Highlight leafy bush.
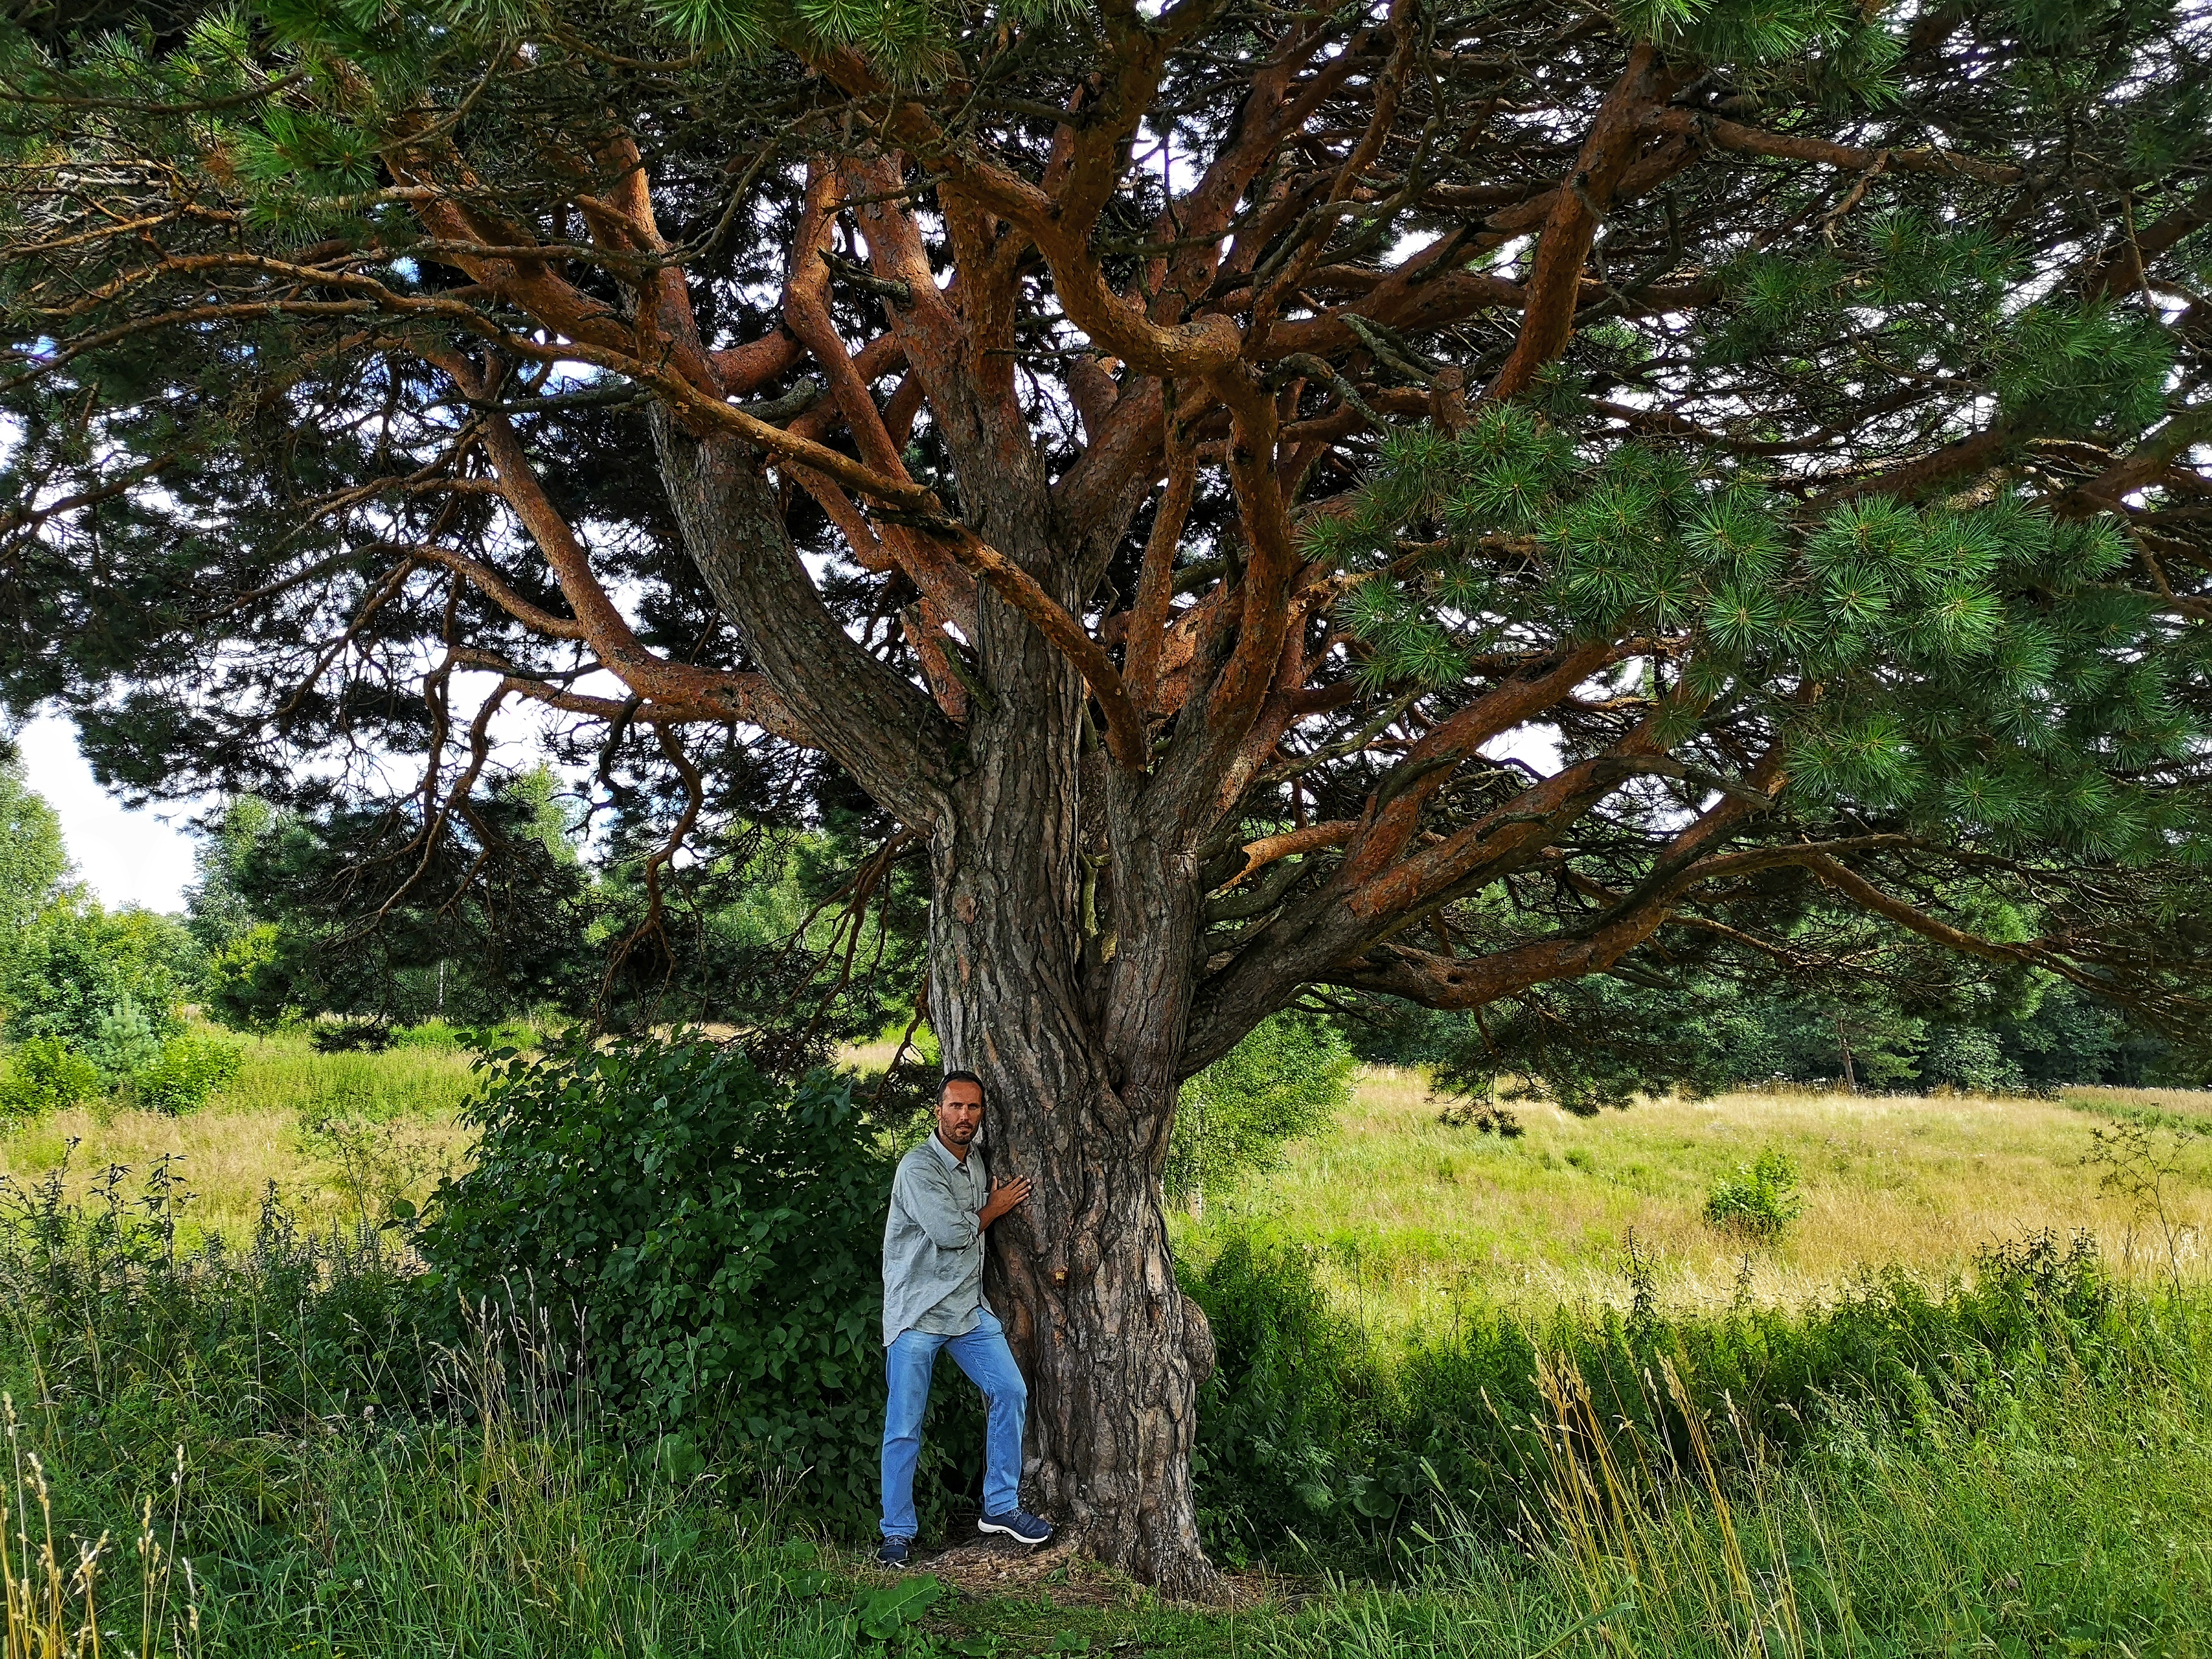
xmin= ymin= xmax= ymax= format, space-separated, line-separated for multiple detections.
xmin=0 ymin=754 xmax=67 ymax=964
xmin=131 ymin=1031 xmax=244 ymax=1113
xmin=0 ymin=1019 xmax=239 ymax=1118
xmin=1167 ymin=1011 xmax=1354 ymax=1210
xmin=1923 ymin=1024 xmax=2025 ymax=1094
xmin=1184 ymin=1230 xmax=1389 ymax=1563
xmin=199 ymin=919 xmax=292 ymax=1028
xmin=1703 ymin=1148 xmax=1806 ymax=1236
xmin=0 ymin=1036 xmax=102 ymax=1119
xmin=2 ymin=899 xmax=191 ymax=1047
xmin=415 ymin=1031 xmax=907 ymax=1526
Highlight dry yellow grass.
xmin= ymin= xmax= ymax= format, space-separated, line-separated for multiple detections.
xmin=10 ymin=1032 xmax=2207 ymax=1337
xmin=0 ymin=1031 xmax=480 ymax=1241
xmin=1173 ymin=1067 xmax=2212 ymax=1338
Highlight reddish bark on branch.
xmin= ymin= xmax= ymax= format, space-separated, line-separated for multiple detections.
xmin=1486 ymin=42 xmax=1670 ymax=401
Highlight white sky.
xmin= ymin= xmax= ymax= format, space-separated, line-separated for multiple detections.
xmin=14 ymin=683 xmax=1577 ymax=920
xmin=15 ymin=713 xmax=201 ymax=914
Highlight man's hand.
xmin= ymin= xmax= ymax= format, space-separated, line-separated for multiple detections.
xmin=979 ymin=1175 xmax=1033 ymax=1229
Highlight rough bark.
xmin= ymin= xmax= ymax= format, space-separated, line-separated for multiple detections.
xmin=932 ymin=821 xmax=1218 ymax=1597
xmin=655 ymin=412 xmax=1220 ymax=1590
xmin=922 ymin=506 xmax=1219 ymax=1596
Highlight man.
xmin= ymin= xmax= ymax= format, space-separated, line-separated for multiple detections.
xmin=877 ymin=1068 xmax=1053 ymax=1566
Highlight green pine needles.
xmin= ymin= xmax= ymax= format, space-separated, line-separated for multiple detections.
xmin=1321 ymin=392 xmax=2199 ymax=862
xmin=2 ymin=0 xmax=2208 ymax=1164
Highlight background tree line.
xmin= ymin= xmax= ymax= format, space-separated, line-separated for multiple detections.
xmin=6 ymin=729 xmax=2199 ymax=1144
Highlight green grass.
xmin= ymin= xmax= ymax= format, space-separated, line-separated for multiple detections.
xmin=1254 ymin=1294 xmax=2212 ymax=1656
xmin=2 ymin=1048 xmax=2210 ymax=1655
xmin=9 ymin=1275 xmax=2206 ymax=1657
xmin=6 ymin=1391 xmax=876 ymax=1659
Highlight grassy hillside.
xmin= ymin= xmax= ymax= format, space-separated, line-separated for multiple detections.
xmin=1173 ymin=1071 xmax=2212 ymax=1338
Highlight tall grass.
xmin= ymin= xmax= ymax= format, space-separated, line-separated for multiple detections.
xmin=0 ymin=1028 xmax=478 ymax=1244
xmin=138 ymin=1327 xmax=867 ymax=1657
xmin=1185 ymin=1218 xmax=2204 ymax=1583
xmin=2 ymin=1401 xmax=200 ymax=1659
xmin=4 ymin=1081 xmax=2209 ymax=1657
xmin=1175 ymin=1071 xmax=2212 ymax=1333
xmin=0 ymin=1357 xmax=871 ymax=1658
xmin=1255 ymin=1294 xmax=2212 ymax=1657
xmin=0 ymin=1153 xmax=888 ymax=1657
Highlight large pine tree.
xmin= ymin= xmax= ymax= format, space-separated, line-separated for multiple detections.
xmin=4 ymin=0 xmax=2209 ymax=1587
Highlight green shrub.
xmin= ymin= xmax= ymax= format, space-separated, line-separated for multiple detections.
xmin=0 ymin=1036 xmax=102 ymax=1119
xmin=415 ymin=1031 xmax=910 ymax=1527
xmin=1703 ymin=1147 xmax=1806 ymax=1236
xmin=199 ymin=919 xmax=292 ymax=1028
xmin=83 ymin=992 xmax=164 ymax=1084
xmin=3 ymin=899 xmax=189 ymax=1047
xmin=1182 ymin=1221 xmax=2133 ymax=1571
xmin=1184 ymin=1230 xmax=1395 ymax=1564
xmin=1167 ymin=1011 xmax=1355 ymax=1210
xmin=131 ymin=1031 xmax=245 ymax=1113
xmin=1923 ymin=1024 xmax=2025 ymax=1094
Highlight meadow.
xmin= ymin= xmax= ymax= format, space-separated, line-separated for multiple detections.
xmin=0 ymin=1025 xmax=480 ymax=1239
xmin=2 ymin=1037 xmax=2209 ymax=1657
xmin=10 ymin=1035 xmax=2205 ymax=1318
xmin=1176 ymin=1068 xmax=2212 ymax=1337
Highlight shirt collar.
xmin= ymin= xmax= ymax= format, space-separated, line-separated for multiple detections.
xmin=927 ymin=1131 xmax=974 ymax=1174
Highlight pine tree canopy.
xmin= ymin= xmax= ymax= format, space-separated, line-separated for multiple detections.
xmin=3 ymin=0 xmax=2210 ymax=1070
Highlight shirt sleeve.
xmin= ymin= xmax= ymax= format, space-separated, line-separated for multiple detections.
xmin=896 ymin=1152 xmax=980 ymax=1252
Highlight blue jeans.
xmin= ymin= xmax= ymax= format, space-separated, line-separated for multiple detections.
xmin=880 ymin=1305 xmax=1027 ymax=1539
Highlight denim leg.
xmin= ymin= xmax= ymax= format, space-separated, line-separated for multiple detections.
xmin=881 ymin=1329 xmax=945 ymax=1539
xmin=946 ymin=1307 xmax=1028 ymax=1519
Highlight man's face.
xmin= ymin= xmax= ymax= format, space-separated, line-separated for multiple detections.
xmin=936 ymin=1079 xmax=985 ymax=1150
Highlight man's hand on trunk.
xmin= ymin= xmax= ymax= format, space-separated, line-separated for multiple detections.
xmin=979 ymin=1176 xmax=1033 ymax=1228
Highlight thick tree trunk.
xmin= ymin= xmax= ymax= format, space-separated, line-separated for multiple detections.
xmin=920 ymin=589 xmax=1218 ymax=1596
xmin=931 ymin=815 xmax=1218 ymax=1598
xmin=658 ymin=421 xmax=1219 ymax=1594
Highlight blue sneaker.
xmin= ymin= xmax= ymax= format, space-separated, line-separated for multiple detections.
xmin=977 ymin=1509 xmax=1052 ymax=1547
xmin=875 ymin=1538 xmax=913 ymax=1567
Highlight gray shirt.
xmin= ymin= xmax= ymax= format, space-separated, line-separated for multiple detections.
xmin=881 ymin=1133 xmax=992 ymax=1347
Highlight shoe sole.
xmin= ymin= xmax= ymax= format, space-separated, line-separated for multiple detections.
xmin=976 ymin=1520 xmax=1051 ymax=1547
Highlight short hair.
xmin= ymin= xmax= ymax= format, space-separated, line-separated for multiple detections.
xmin=939 ymin=1068 xmax=985 ymax=1102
